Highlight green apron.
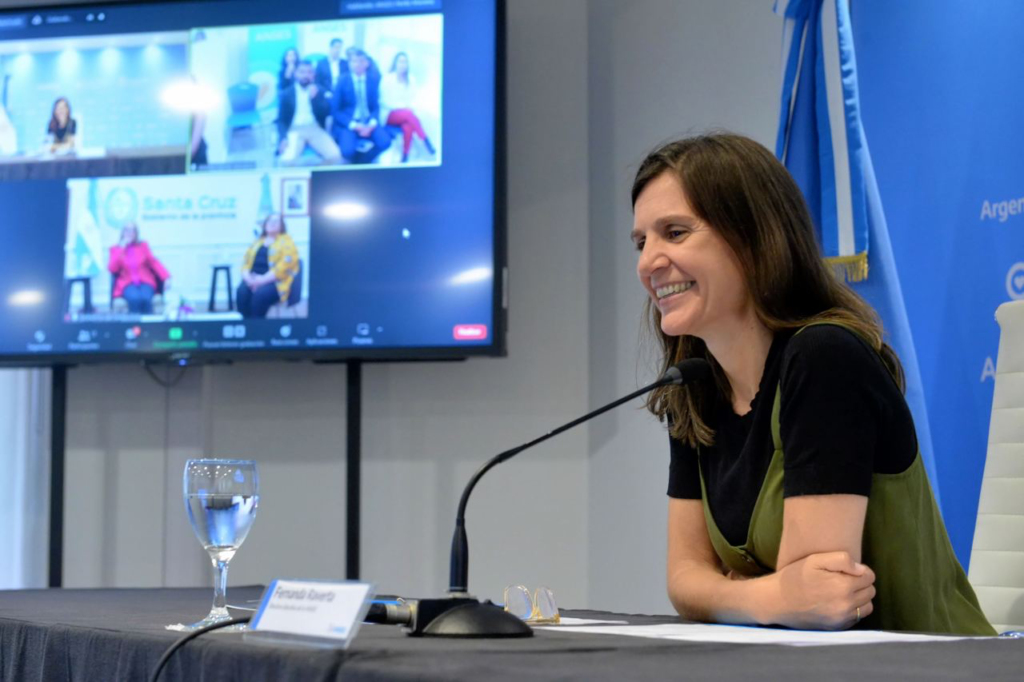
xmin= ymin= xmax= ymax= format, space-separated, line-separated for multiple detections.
xmin=696 ymin=325 xmax=995 ymax=635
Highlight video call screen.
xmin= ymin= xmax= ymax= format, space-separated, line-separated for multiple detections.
xmin=0 ymin=0 xmax=501 ymax=364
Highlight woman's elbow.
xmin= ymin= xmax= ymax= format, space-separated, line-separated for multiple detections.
xmin=667 ymin=590 xmax=694 ymax=620
xmin=666 ymin=575 xmax=708 ymax=622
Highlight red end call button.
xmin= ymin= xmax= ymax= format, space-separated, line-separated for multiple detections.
xmin=453 ymin=324 xmax=488 ymax=341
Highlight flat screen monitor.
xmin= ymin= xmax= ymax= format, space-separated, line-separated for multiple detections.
xmin=0 ymin=0 xmax=504 ymax=365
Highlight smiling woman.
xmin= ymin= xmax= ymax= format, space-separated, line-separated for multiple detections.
xmin=632 ymin=133 xmax=995 ymax=635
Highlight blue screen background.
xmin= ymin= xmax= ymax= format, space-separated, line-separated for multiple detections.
xmin=854 ymin=0 xmax=1024 ymax=565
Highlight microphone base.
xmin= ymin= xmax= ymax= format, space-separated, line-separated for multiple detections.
xmin=406 ymin=598 xmax=533 ymax=638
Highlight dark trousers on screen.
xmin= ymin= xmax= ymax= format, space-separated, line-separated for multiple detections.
xmin=236 ymin=282 xmax=280 ymax=319
xmin=122 ymin=284 xmax=155 ymax=314
xmin=335 ymin=125 xmax=391 ymax=163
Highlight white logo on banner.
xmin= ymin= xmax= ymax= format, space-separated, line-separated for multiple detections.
xmin=1007 ymin=262 xmax=1024 ymax=300
xmin=981 ymin=196 xmax=1024 ymax=223
xmin=981 ymin=357 xmax=996 ymax=383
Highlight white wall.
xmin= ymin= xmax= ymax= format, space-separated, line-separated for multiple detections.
xmin=584 ymin=0 xmax=782 ymax=614
xmin=58 ymin=0 xmax=783 ymax=615
xmin=0 ymin=369 xmax=50 ymax=589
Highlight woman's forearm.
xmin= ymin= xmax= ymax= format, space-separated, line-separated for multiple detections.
xmin=670 ymin=552 xmax=875 ymax=631
xmin=668 ymin=560 xmax=777 ymax=625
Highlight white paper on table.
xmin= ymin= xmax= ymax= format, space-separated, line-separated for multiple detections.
xmin=549 ymin=623 xmax=984 ymax=646
xmin=535 ymin=617 xmax=629 ymax=627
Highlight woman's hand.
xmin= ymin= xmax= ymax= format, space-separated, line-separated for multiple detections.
xmin=245 ymin=272 xmax=276 ymax=290
xmin=766 ymin=551 xmax=875 ymax=630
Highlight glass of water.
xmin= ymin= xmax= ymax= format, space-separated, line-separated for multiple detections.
xmin=180 ymin=458 xmax=259 ymax=631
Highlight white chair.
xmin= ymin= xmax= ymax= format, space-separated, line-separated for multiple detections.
xmin=969 ymin=299 xmax=1024 ymax=632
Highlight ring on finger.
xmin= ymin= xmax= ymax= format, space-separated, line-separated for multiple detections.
xmin=856 ymin=606 xmax=861 ymax=622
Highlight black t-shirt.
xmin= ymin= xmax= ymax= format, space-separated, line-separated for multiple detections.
xmin=49 ymin=118 xmax=77 ymax=142
xmin=667 ymin=325 xmax=917 ymax=546
xmin=251 ymin=245 xmax=270 ymax=275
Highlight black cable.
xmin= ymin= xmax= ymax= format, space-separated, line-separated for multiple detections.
xmin=149 ymin=616 xmax=251 ymax=682
xmin=143 ymin=362 xmax=188 ymax=389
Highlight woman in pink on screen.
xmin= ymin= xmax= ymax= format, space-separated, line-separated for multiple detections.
xmin=108 ymin=222 xmax=171 ymax=314
xmin=379 ymin=51 xmax=436 ymax=163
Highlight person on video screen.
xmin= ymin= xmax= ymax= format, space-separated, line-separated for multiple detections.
xmin=108 ymin=222 xmax=171 ymax=314
xmin=316 ymin=38 xmax=349 ymax=95
xmin=46 ymin=97 xmax=77 ymax=154
xmin=277 ymin=60 xmax=341 ymax=166
xmin=278 ymin=48 xmax=300 ymax=91
xmin=346 ymin=46 xmax=380 ymax=86
xmin=380 ymin=52 xmax=436 ymax=163
xmin=237 ymin=212 xmax=300 ymax=319
xmin=190 ymin=109 xmax=208 ymax=168
xmin=331 ymin=48 xmax=391 ymax=164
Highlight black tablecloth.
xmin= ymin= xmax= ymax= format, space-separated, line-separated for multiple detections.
xmin=0 ymin=153 xmax=185 ymax=181
xmin=1 ymin=587 xmax=1022 ymax=681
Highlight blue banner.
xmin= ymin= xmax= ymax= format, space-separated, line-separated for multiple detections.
xmin=852 ymin=0 xmax=1024 ymax=566
xmin=773 ymin=0 xmax=941 ymax=511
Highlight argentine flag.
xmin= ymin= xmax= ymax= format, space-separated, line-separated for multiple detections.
xmin=773 ymin=0 xmax=941 ymax=504
xmin=65 ymin=179 xmax=104 ymax=281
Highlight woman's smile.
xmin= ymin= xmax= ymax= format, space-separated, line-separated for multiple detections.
xmin=655 ymin=280 xmax=696 ymax=306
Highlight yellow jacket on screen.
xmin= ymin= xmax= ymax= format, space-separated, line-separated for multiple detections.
xmin=242 ymin=234 xmax=299 ymax=303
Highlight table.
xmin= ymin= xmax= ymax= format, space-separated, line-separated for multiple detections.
xmin=1 ymin=587 xmax=1022 ymax=681
xmin=0 ymin=150 xmax=185 ymax=181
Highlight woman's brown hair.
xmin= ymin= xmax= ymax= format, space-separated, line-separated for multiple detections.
xmin=48 ymin=97 xmax=72 ymax=134
xmin=632 ymin=133 xmax=903 ymax=448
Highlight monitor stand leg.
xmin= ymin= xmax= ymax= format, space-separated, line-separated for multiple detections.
xmin=346 ymin=360 xmax=362 ymax=580
xmin=49 ymin=365 xmax=68 ymax=588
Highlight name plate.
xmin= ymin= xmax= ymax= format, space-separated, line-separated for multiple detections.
xmin=246 ymin=579 xmax=375 ymax=649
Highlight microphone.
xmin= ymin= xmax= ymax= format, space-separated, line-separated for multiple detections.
xmin=404 ymin=358 xmax=711 ymax=638
xmin=661 ymin=357 xmax=708 ymax=387
xmin=364 ymin=601 xmax=413 ymax=625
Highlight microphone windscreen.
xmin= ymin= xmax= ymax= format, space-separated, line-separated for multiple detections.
xmin=662 ymin=358 xmax=711 ymax=386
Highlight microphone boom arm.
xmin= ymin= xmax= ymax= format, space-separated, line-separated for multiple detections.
xmin=448 ymin=374 xmax=679 ymax=594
